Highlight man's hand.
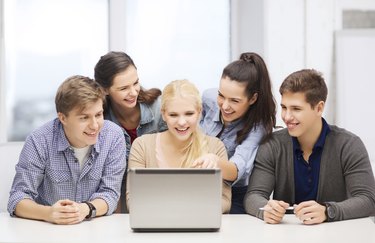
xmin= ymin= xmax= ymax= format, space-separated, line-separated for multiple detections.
xmin=294 ymin=200 xmax=326 ymax=225
xmin=262 ymin=200 xmax=290 ymax=224
xmin=46 ymin=199 xmax=86 ymax=225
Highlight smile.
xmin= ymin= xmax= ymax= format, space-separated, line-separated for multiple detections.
xmin=85 ymin=132 xmax=97 ymax=137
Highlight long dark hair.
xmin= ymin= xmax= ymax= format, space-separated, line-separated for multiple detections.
xmin=222 ymin=52 xmax=276 ymax=144
xmin=94 ymin=51 xmax=161 ymax=105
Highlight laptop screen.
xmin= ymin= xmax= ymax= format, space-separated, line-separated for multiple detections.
xmin=128 ymin=168 xmax=222 ymax=231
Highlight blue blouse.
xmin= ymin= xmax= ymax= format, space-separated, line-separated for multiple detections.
xmin=200 ymin=89 xmax=265 ymax=187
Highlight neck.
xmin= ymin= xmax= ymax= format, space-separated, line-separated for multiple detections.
xmin=162 ymin=130 xmax=192 ymax=151
xmin=298 ymin=118 xmax=323 ymax=152
xmin=111 ymin=102 xmax=141 ymax=129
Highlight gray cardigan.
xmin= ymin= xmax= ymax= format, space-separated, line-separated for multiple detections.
xmin=244 ymin=125 xmax=375 ymax=221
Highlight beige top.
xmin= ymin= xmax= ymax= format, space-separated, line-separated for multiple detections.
xmin=126 ymin=132 xmax=231 ymax=213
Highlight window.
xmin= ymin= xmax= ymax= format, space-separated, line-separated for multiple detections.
xmin=124 ymin=0 xmax=230 ymax=92
xmin=3 ymin=0 xmax=108 ymax=141
xmin=1 ymin=0 xmax=230 ymax=142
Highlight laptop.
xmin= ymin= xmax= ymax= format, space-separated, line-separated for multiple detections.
xmin=128 ymin=168 xmax=222 ymax=232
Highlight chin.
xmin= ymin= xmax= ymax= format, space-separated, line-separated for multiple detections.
xmin=287 ymin=130 xmax=301 ymax=138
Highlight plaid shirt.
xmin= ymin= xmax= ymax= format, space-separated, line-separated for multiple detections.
xmin=8 ymin=118 xmax=126 ymax=216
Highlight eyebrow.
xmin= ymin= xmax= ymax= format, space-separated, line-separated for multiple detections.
xmin=115 ymin=78 xmax=139 ymax=90
xmin=280 ymin=104 xmax=302 ymax=109
xmin=218 ymin=91 xmax=243 ymax=101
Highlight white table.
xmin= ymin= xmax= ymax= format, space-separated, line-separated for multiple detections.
xmin=0 ymin=213 xmax=374 ymax=243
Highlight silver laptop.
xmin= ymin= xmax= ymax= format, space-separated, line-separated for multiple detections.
xmin=128 ymin=168 xmax=222 ymax=232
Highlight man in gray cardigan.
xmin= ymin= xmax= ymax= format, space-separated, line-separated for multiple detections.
xmin=244 ymin=69 xmax=375 ymax=225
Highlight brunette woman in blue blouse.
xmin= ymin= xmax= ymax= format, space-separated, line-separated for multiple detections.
xmin=198 ymin=52 xmax=276 ymax=213
xmin=94 ymin=52 xmax=167 ymax=213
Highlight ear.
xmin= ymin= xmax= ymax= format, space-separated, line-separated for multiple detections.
xmin=248 ymin=93 xmax=258 ymax=106
xmin=58 ymin=112 xmax=67 ymax=125
xmin=103 ymin=88 xmax=110 ymax=96
xmin=315 ymin=101 xmax=325 ymax=115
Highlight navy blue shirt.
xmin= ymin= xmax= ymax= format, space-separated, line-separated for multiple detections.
xmin=293 ymin=118 xmax=331 ymax=204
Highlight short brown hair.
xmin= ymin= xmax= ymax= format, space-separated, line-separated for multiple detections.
xmin=279 ymin=69 xmax=328 ymax=108
xmin=55 ymin=75 xmax=105 ymax=115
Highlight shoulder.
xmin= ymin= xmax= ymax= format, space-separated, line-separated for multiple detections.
xmin=326 ymin=125 xmax=365 ymax=149
xmin=261 ymin=128 xmax=290 ymax=145
xmin=140 ymin=97 xmax=164 ymax=121
xmin=328 ymin=125 xmax=359 ymax=139
xmin=202 ymin=88 xmax=218 ymax=104
xmin=133 ymin=133 xmax=157 ymax=146
xmin=98 ymin=120 xmax=125 ymax=144
xmin=203 ymin=134 xmax=228 ymax=160
xmin=27 ymin=119 xmax=59 ymax=143
xmin=141 ymin=96 xmax=162 ymax=111
xmin=258 ymin=128 xmax=291 ymax=151
xmin=101 ymin=120 xmax=123 ymax=134
xmin=204 ymin=134 xmax=225 ymax=149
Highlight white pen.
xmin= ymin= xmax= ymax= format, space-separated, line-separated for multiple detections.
xmin=259 ymin=206 xmax=294 ymax=211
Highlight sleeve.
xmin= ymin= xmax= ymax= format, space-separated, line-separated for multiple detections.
xmin=329 ymin=136 xmax=375 ymax=221
xmin=243 ymin=140 xmax=277 ymax=219
xmin=7 ymin=134 xmax=47 ymax=216
xmin=201 ymin=89 xmax=218 ymax=121
xmin=230 ymin=126 xmax=265 ymax=185
xmin=90 ymin=130 xmax=127 ymax=215
xmin=126 ymin=136 xmax=148 ymax=211
xmin=211 ymin=138 xmax=231 ymax=214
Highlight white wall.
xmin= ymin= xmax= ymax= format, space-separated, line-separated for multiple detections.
xmin=336 ymin=29 xmax=375 ymax=164
xmin=232 ymin=0 xmax=375 ymax=169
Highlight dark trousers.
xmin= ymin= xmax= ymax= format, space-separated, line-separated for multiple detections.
xmin=229 ymin=186 xmax=248 ymax=214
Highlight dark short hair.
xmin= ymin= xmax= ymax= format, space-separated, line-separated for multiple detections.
xmin=279 ymin=69 xmax=328 ymax=108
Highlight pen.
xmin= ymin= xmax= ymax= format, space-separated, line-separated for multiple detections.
xmin=259 ymin=206 xmax=294 ymax=211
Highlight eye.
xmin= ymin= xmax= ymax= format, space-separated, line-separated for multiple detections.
xmin=80 ymin=116 xmax=88 ymax=120
xmin=168 ymin=113 xmax=178 ymax=117
xmin=95 ymin=112 xmax=103 ymax=118
xmin=231 ymin=99 xmax=240 ymax=104
xmin=185 ymin=111 xmax=195 ymax=116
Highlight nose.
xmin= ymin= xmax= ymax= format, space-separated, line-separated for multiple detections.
xmin=177 ymin=116 xmax=187 ymax=126
xmin=283 ymin=109 xmax=293 ymax=121
xmin=89 ymin=117 xmax=99 ymax=130
xmin=221 ymin=99 xmax=230 ymax=110
xmin=129 ymin=86 xmax=138 ymax=96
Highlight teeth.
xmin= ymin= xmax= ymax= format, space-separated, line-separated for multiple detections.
xmin=176 ymin=128 xmax=188 ymax=131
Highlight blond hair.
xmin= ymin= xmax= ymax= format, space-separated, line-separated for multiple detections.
xmin=161 ymin=80 xmax=208 ymax=167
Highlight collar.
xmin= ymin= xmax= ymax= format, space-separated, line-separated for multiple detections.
xmin=292 ymin=117 xmax=331 ymax=153
xmin=106 ymin=102 xmax=155 ymax=127
xmin=56 ymin=118 xmax=100 ymax=154
xmin=214 ymin=109 xmax=243 ymax=127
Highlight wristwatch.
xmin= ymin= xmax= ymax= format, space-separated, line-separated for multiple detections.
xmin=84 ymin=201 xmax=97 ymax=219
xmin=324 ymin=202 xmax=336 ymax=222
